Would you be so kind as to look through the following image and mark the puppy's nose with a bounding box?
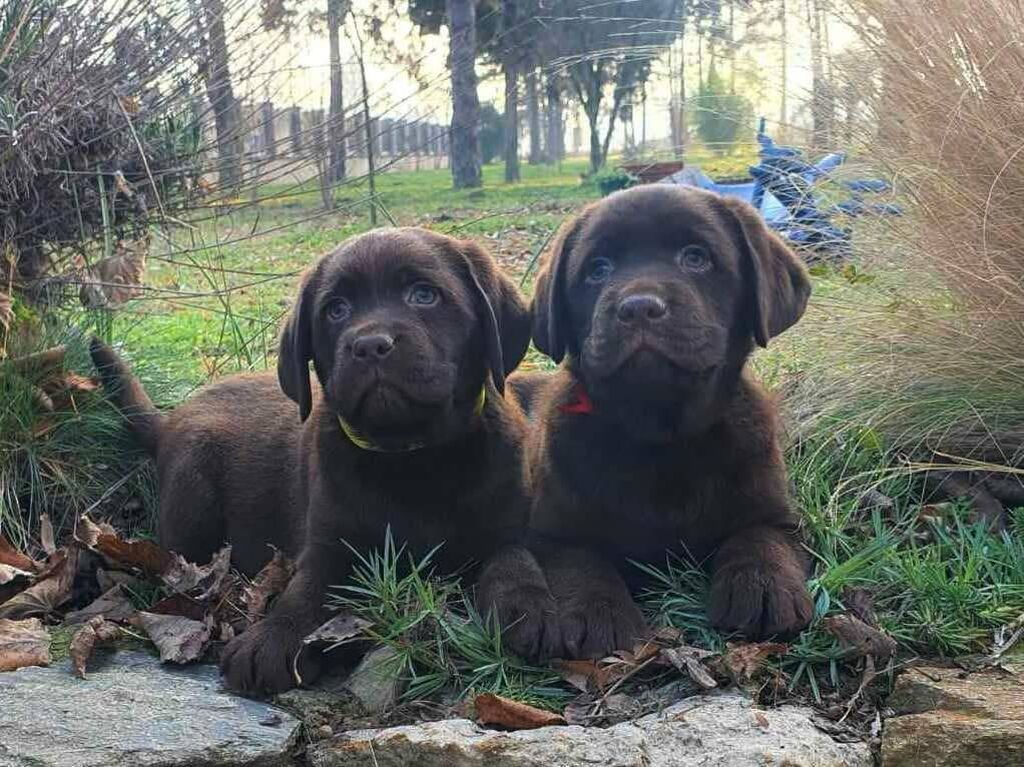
[352,333,396,361]
[616,294,668,324]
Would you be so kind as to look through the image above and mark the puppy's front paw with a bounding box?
[708,564,813,638]
[220,618,320,697]
[484,584,564,662]
[557,591,649,660]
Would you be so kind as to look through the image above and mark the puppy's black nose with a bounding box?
[352,333,395,361]
[617,294,668,324]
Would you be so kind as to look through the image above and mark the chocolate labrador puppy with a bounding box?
[92,227,531,695]
[479,185,813,660]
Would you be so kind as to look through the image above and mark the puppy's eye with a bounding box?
[407,283,440,306]
[325,298,352,322]
[585,257,614,284]
[677,245,711,272]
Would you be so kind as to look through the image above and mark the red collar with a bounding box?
[559,383,595,415]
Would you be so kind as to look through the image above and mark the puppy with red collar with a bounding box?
[479,185,814,660]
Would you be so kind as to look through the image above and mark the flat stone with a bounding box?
[882,665,1024,766]
[308,690,872,767]
[341,645,403,715]
[0,650,299,767]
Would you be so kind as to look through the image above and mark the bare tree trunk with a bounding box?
[348,17,376,227]
[780,0,788,133]
[807,0,831,148]
[502,0,520,182]
[679,15,687,156]
[446,0,482,188]
[327,0,347,183]
[728,1,736,94]
[504,66,520,181]
[544,73,563,164]
[526,67,542,164]
[199,0,243,190]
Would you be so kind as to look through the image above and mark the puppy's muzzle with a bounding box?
[616,293,668,326]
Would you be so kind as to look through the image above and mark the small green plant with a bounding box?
[327,528,568,707]
[592,167,638,197]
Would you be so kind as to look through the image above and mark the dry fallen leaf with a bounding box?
[0,617,51,671]
[303,612,372,648]
[719,641,788,682]
[69,616,120,678]
[76,515,173,578]
[79,237,148,308]
[64,585,137,626]
[475,692,566,730]
[0,533,39,573]
[161,545,232,595]
[243,550,295,624]
[39,515,56,556]
[753,711,770,729]
[132,611,212,664]
[0,563,33,587]
[661,645,718,689]
[148,593,206,622]
[0,289,11,333]
[822,614,897,660]
[0,547,78,620]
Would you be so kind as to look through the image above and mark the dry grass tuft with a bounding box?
[788,0,1024,470]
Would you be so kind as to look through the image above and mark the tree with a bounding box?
[544,0,678,174]
[326,0,348,182]
[501,0,520,182]
[446,0,482,188]
[526,67,542,163]
[197,0,244,189]
[544,71,565,164]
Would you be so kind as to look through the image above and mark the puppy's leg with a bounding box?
[477,545,562,661]
[708,525,813,638]
[158,456,225,567]
[540,547,649,659]
[221,541,340,696]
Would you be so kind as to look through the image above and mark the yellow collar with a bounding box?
[337,386,487,452]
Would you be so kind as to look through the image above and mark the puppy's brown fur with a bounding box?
[92,227,531,695]
[479,185,813,660]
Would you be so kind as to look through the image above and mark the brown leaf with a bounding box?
[753,711,770,729]
[0,563,33,587]
[0,289,11,333]
[303,612,372,648]
[822,614,897,660]
[64,585,137,625]
[161,545,232,596]
[69,616,120,678]
[39,515,56,556]
[76,515,174,578]
[553,659,600,693]
[0,547,78,620]
[132,611,211,664]
[4,346,66,377]
[148,593,206,621]
[243,549,295,624]
[80,238,148,308]
[0,533,39,573]
[474,693,566,730]
[0,617,51,671]
[562,693,596,725]
[719,641,788,682]
[661,646,718,689]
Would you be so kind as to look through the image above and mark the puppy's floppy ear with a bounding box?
[277,264,320,421]
[724,197,811,347]
[532,208,590,363]
[456,240,531,394]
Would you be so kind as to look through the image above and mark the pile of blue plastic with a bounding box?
[662,118,902,262]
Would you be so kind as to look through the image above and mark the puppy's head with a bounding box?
[533,185,809,423]
[277,228,530,443]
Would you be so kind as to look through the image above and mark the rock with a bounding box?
[308,690,872,767]
[0,650,299,767]
[274,688,365,732]
[341,645,403,715]
[882,665,1024,766]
